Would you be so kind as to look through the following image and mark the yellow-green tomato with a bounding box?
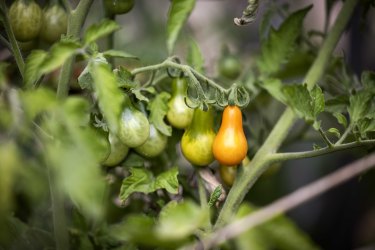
[119,106,150,148]
[219,165,237,187]
[40,4,68,43]
[181,108,216,166]
[134,124,168,158]
[102,133,129,167]
[9,0,42,42]
[167,78,194,129]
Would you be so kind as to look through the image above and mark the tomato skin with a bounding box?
[119,106,150,148]
[9,0,42,42]
[219,165,237,187]
[102,133,129,167]
[134,124,168,158]
[212,106,248,166]
[103,0,134,15]
[167,78,194,129]
[181,108,216,166]
[218,55,242,80]
[40,4,68,43]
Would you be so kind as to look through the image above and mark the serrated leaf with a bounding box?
[348,90,373,124]
[358,118,375,138]
[103,50,138,59]
[261,78,286,104]
[333,113,348,128]
[327,128,341,139]
[78,66,93,90]
[90,62,124,134]
[24,50,48,87]
[119,167,179,202]
[84,19,120,46]
[187,39,204,73]
[147,92,172,136]
[325,95,349,113]
[208,185,222,207]
[39,41,81,75]
[156,200,209,240]
[257,6,311,74]
[283,84,324,125]
[115,66,136,88]
[167,0,196,54]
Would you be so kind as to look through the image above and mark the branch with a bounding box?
[214,0,359,228]
[184,153,375,250]
[335,126,351,145]
[269,140,375,162]
[318,127,333,148]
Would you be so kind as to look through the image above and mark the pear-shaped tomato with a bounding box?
[119,105,150,148]
[181,108,216,166]
[213,105,248,165]
[102,133,129,167]
[135,124,168,158]
[9,0,42,42]
[40,4,68,43]
[219,165,237,187]
[167,77,194,129]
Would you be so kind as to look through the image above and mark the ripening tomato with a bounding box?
[40,4,68,43]
[103,0,134,15]
[181,108,216,166]
[9,0,42,42]
[167,77,194,129]
[212,105,248,166]
[119,105,150,148]
[102,133,129,167]
[134,124,168,158]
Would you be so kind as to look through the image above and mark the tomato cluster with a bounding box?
[8,0,68,44]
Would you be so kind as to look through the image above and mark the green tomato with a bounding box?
[134,124,168,158]
[119,106,150,148]
[102,133,129,167]
[219,165,237,187]
[218,55,242,80]
[9,0,42,42]
[167,78,194,129]
[40,4,68,43]
[181,108,216,166]
[103,0,134,15]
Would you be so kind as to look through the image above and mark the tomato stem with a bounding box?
[214,0,359,229]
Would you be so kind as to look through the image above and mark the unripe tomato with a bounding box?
[9,0,42,42]
[17,40,37,52]
[219,165,237,187]
[40,4,68,43]
[119,105,150,148]
[181,108,216,166]
[167,78,194,129]
[103,0,134,15]
[218,55,242,80]
[134,124,168,158]
[102,133,129,167]
[213,105,248,166]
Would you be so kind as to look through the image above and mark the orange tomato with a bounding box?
[212,105,248,165]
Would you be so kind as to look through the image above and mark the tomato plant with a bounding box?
[0,0,375,250]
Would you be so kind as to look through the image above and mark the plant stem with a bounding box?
[0,1,25,78]
[57,0,94,99]
[318,127,334,148]
[0,34,11,50]
[335,126,351,145]
[269,140,375,162]
[60,0,72,12]
[214,0,358,229]
[186,153,375,250]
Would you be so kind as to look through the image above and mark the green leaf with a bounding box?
[115,66,136,88]
[261,78,286,104]
[78,65,93,90]
[361,70,375,93]
[283,84,324,125]
[103,50,138,59]
[24,50,48,87]
[84,19,120,46]
[39,41,81,75]
[131,87,155,103]
[257,6,311,74]
[327,128,341,139]
[20,88,57,120]
[358,118,375,138]
[187,39,204,73]
[156,200,209,240]
[147,92,172,136]
[208,185,222,207]
[325,95,349,113]
[90,62,124,134]
[333,113,348,128]
[348,90,373,124]
[167,0,196,54]
[119,167,179,203]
